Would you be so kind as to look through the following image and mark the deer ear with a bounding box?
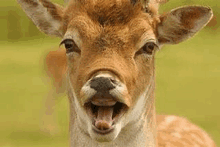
[17,0,64,37]
[157,6,213,44]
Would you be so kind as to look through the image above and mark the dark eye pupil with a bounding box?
[65,41,73,49]
[64,40,75,53]
[143,42,155,54]
[148,43,155,50]
[60,39,80,54]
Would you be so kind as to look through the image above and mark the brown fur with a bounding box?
[157,115,216,147]
[45,48,67,93]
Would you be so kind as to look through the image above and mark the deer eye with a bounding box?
[142,42,156,55]
[135,42,157,57]
[60,39,80,54]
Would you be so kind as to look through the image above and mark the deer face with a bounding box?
[62,1,157,141]
[17,0,213,143]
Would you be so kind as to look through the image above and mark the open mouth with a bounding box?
[84,93,128,134]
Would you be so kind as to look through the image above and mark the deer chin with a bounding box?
[84,94,128,142]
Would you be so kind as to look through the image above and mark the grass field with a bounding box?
[1,0,220,146]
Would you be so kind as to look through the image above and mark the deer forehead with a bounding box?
[63,1,157,50]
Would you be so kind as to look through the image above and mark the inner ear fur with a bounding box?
[157,6,213,44]
[17,0,64,37]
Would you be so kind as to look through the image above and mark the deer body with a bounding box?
[18,0,216,146]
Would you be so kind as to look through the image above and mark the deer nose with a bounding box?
[90,77,116,92]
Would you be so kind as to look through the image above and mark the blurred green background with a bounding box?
[0,0,219,146]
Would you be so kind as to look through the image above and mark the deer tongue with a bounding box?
[95,106,114,130]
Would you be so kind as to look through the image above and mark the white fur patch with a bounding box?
[126,76,154,125]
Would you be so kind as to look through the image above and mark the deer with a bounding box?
[17,0,217,146]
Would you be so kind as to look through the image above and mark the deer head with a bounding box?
[18,0,213,145]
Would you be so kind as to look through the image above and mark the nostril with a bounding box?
[110,78,117,84]
[90,77,116,92]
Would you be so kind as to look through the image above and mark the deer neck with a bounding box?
[68,78,157,147]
